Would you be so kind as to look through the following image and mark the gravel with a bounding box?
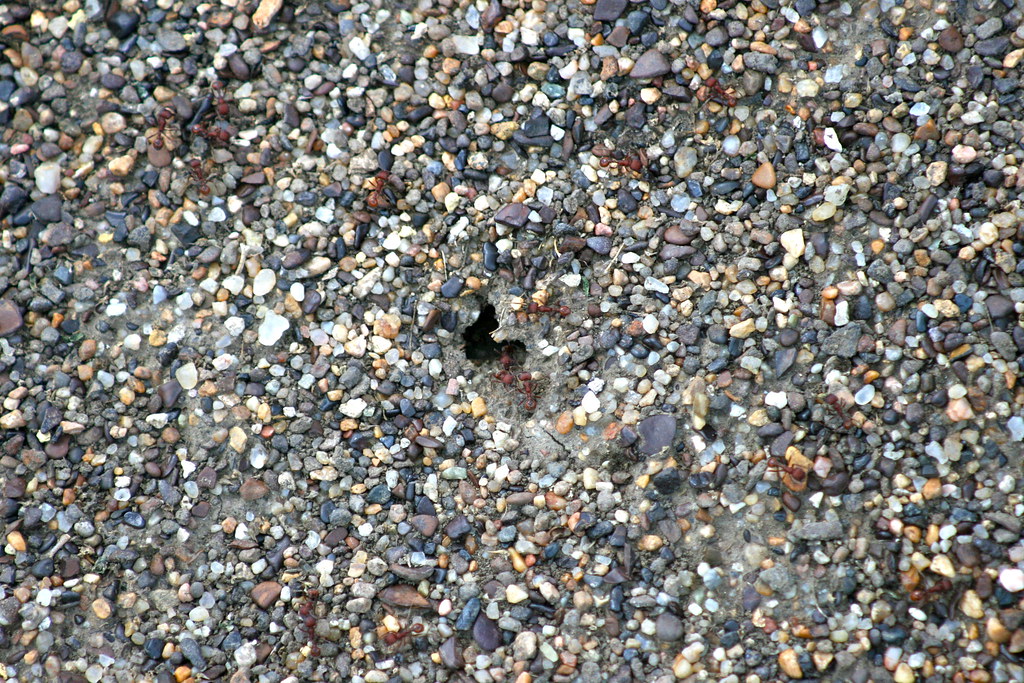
[0,0,1023,681]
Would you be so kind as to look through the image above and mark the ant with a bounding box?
[382,622,423,647]
[909,578,952,602]
[526,302,570,318]
[299,589,321,657]
[766,456,807,492]
[696,77,738,107]
[519,372,538,412]
[823,394,854,430]
[147,107,177,151]
[211,80,230,118]
[187,159,210,196]
[592,145,649,175]
[191,122,232,145]
[492,345,539,412]
[367,171,398,209]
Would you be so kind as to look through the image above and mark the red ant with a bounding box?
[593,145,649,174]
[148,107,177,150]
[492,346,539,411]
[191,123,232,145]
[299,589,321,657]
[909,578,952,602]
[823,394,854,430]
[519,372,538,412]
[382,622,423,646]
[212,80,230,118]
[526,302,570,318]
[696,77,737,107]
[766,456,807,492]
[188,159,211,196]
[367,171,397,209]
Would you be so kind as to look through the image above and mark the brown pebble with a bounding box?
[251,581,282,609]
[240,478,270,500]
[752,161,776,189]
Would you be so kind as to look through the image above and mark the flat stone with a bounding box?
[440,276,464,298]
[821,325,861,358]
[494,203,529,227]
[0,301,23,337]
[655,613,684,641]
[240,478,270,500]
[637,414,676,455]
[793,519,843,540]
[985,295,1014,319]
[593,0,627,21]
[251,581,282,609]
[380,584,431,608]
[630,49,671,79]
[937,26,963,52]
[473,614,502,652]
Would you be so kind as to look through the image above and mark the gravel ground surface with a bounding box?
[1,0,1023,681]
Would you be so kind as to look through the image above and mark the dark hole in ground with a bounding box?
[463,304,525,363]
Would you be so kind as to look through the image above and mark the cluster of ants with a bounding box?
[146,80,233,196]
[298,589,424,660]
[493,345,540,412]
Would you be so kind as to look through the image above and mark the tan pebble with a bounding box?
[929,554,955,578]
[812,652,833,672]
[0,410,26,429]
[778,648,803,678]
[945,397,974,422]
[6,530,26,552]
[921,478,941,500]
[505,585,529,603]
[1005,48,1024,69]
[92,598,112,619]
[672,653,693,678]
[554,411,574,434]
[960,590,984,619]
[752,161,776,189]
[118,386,135,405]
[987,617,1011,644]
[174,665,192,683]
[470,396,487,418]
[430,182,450,203]
[373,313,401,339]
[108,153,135,177]
[509,548,527,573]
[229,426,247,452]
[729,319,756,339]
[638,535,664,551]
[79,339,98,360]
[894,662,915,683]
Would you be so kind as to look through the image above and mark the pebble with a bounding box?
[258,311,289,346]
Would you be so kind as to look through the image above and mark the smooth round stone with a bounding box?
[289,282,305,301]
[253,269,276,297]
[722,135,740,156]
[891,133,911,154]
[854,385,875,405]
[811,202,837,221]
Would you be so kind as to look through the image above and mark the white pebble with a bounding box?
[854,385,875,405]
[222,275,244,295]
[176,362,198,390]
[999,568,1024,593]
[581,391,601,414]
[253,269,276,297]
[764,391,788,408]
[290,282,305,302]
[34,162,61,194]
[642,314,659,334]
[258,311,289,346]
